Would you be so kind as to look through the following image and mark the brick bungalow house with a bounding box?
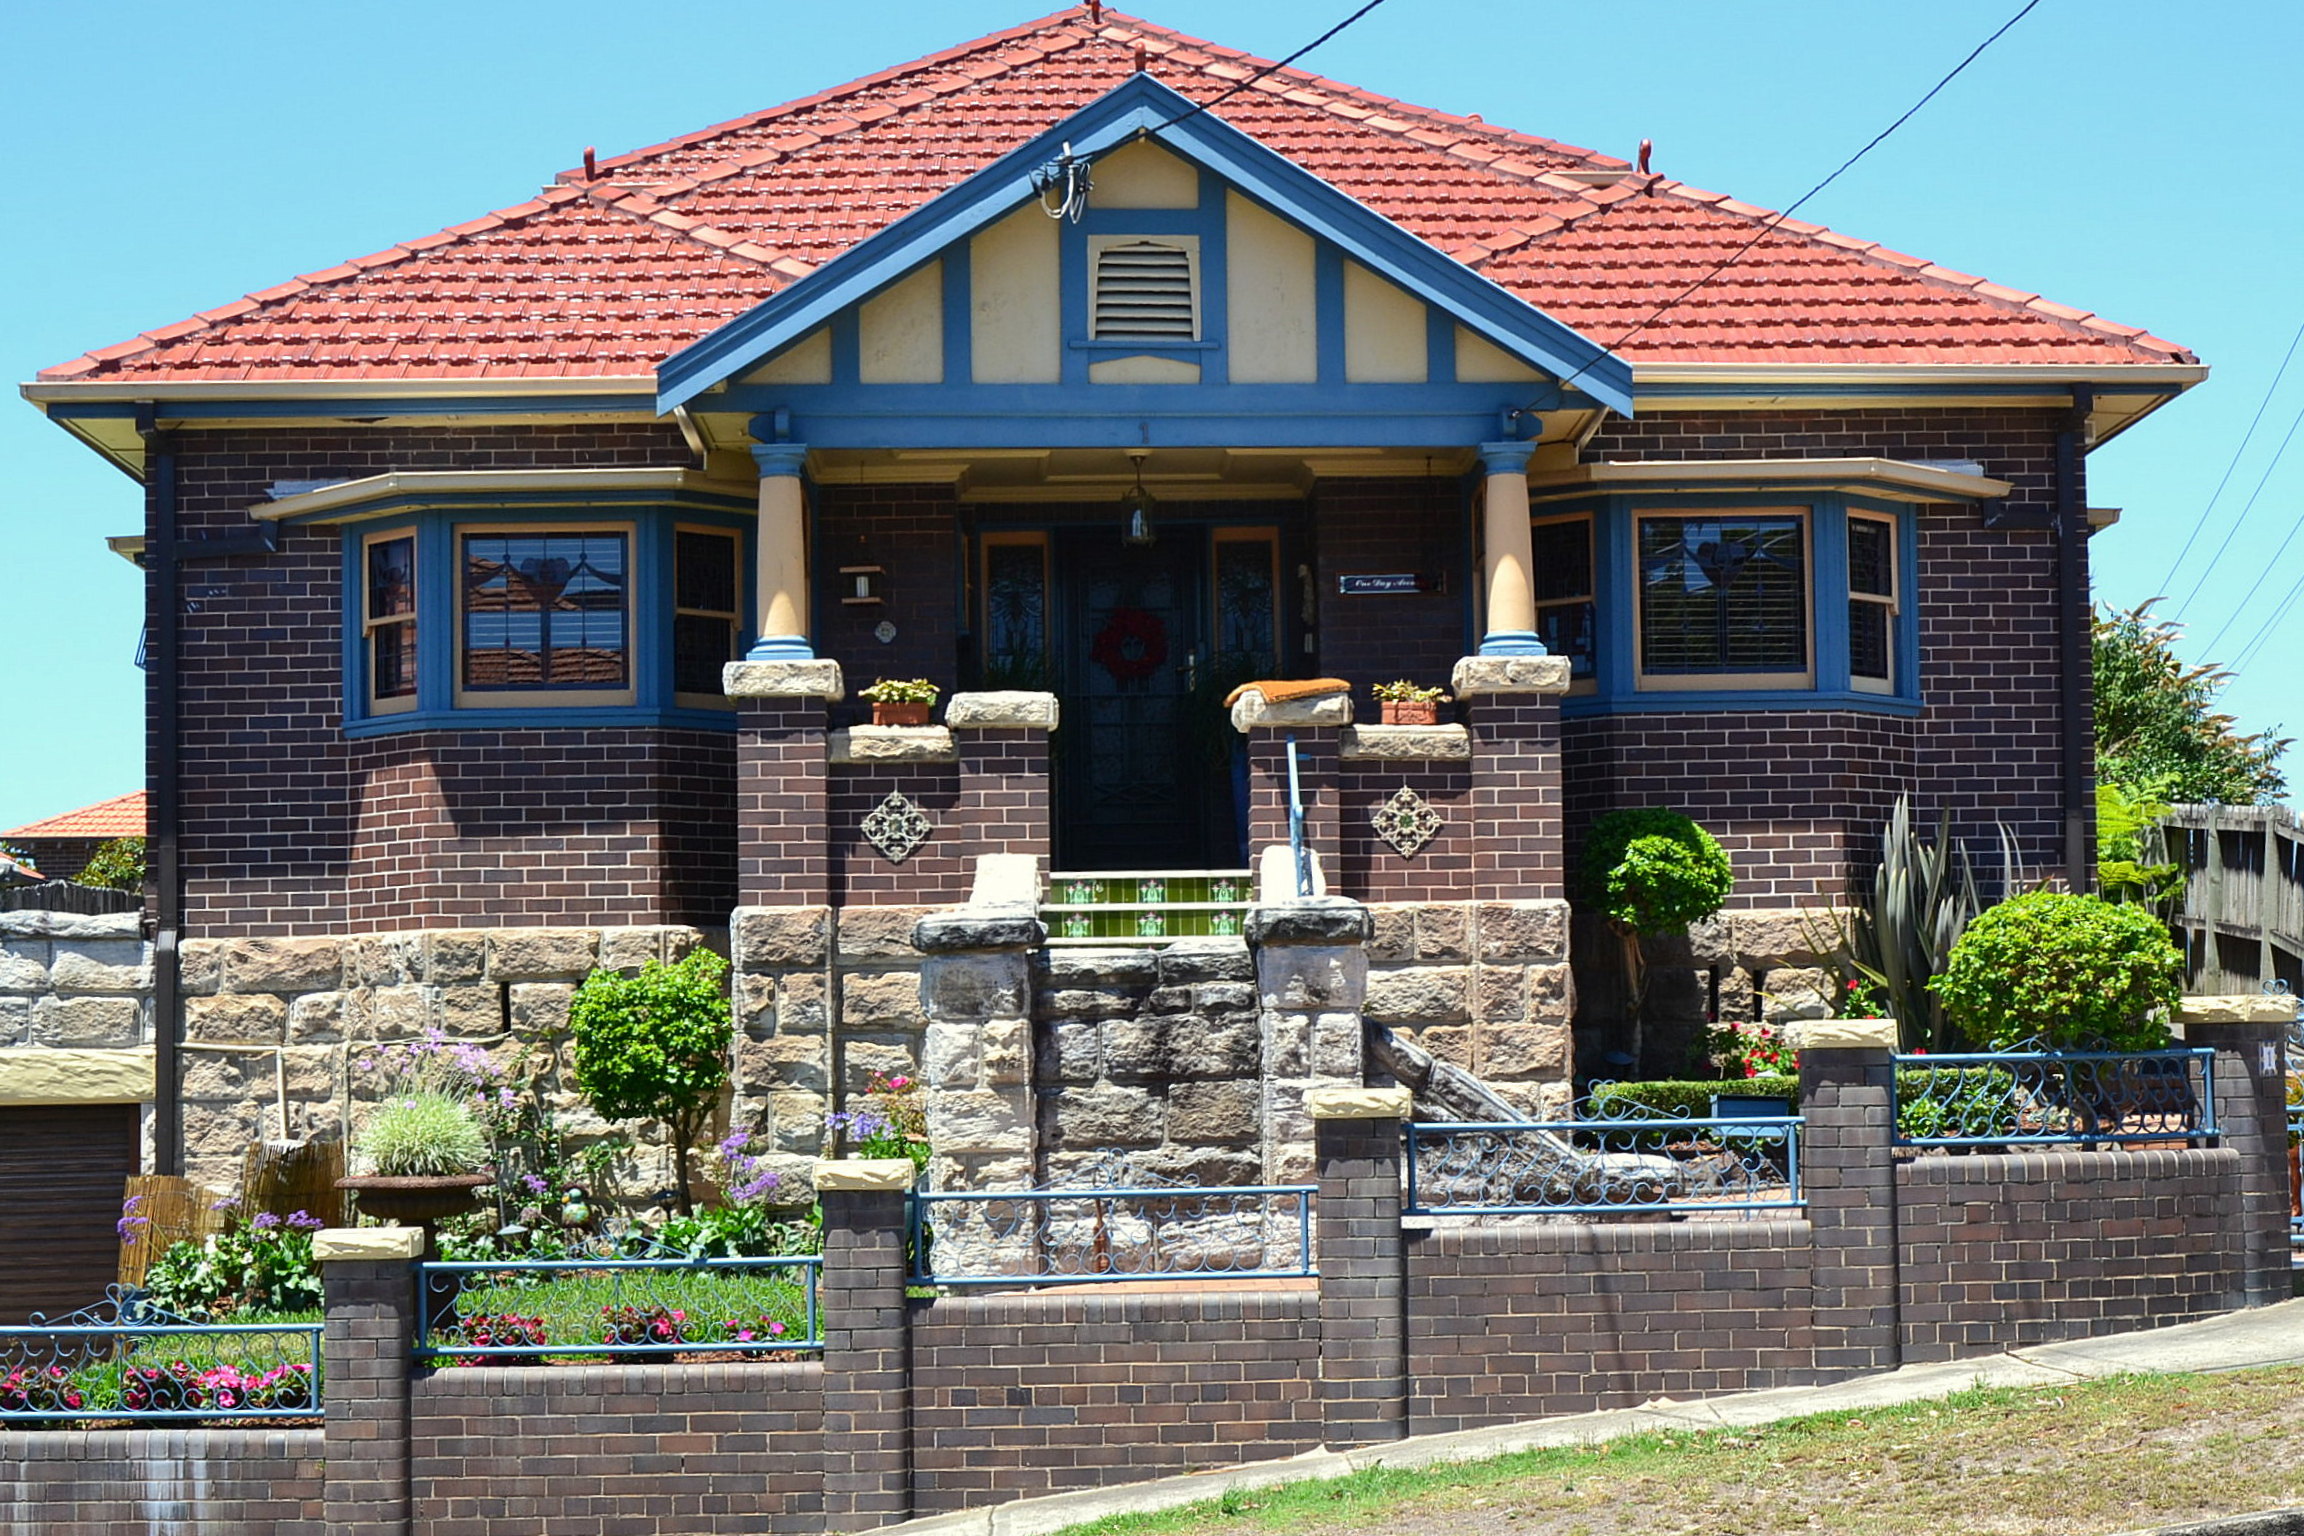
[16,5,2200,1193]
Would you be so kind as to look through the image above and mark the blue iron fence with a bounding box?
[1404,1112,1803,1217]
[0,1287,320,1421]
[1890,1048,2217,1149]
[911,1182,1316,1286]
[415,1251,821,1363]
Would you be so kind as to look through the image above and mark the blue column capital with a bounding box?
[1476,440,1536,477]
[751,442,811,479]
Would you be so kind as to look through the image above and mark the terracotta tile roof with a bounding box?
[2,791,146,841]
[39,6,2192,384]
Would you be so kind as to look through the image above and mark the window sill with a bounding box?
[343,705,742,738]
[1560,688,1922,719]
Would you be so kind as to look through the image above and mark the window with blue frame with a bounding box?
[1531,495,1916,712]
[344,513,746,734]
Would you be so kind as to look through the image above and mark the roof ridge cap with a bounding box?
[36,185,600,382]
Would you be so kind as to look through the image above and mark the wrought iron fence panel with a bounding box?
[0,1286,320,1421]
[1889,1048,2217,1149]
[1404,1114,1803,1217]
[415,1247,821,1363]
[911,1183,1316,1286]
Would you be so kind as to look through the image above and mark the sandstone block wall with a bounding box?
[0,908,155,1166]
[1366,900,1573,1116]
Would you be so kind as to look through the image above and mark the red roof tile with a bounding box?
[3,791,147,841]
[39,6,2192,384]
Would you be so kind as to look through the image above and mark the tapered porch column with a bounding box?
[1477,440,1544,656]
[749,441,813,660]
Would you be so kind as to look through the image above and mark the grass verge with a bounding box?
[1059,1365,2304,1536]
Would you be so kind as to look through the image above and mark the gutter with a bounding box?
[2057,386,2095,893]
[142,406,182,1178]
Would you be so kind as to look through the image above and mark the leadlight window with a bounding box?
[1636,511,1811,688]
[981,533,1050,689]
[364,534,417,712]
[1847,514,1897,693]
[673,527,741,700]
[461,531,629,692]
[1531,514,1595,679]
[1213,529,1280,675]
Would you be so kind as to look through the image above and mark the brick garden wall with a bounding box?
[410,1360,824,1535]
[1895,1146,2248,1363]
[908,1287,1321,1513]
[0,1428,323,1534]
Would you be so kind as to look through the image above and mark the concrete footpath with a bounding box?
[887,1300,2304,1536]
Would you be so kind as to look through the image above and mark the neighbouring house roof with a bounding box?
[1,791,147,842]
[35,7,2192,387]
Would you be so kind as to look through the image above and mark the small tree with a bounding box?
[1930,890,2182,1052]
[2094,602,2288,805]
[1578,809,1735,1074]
[77,836,147,893]
[569,950,733,1214]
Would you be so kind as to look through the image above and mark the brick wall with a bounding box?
[1406,1219,1818,1434]
[1339,762,1472,900]
[812,485,962,727]
[0,1428,323,1534]
[411,1360,824,1535]
[1895,1146,2247,1363]
[829,763,972,907]
[908,1287,1321,1513]
[1313,477,1469,689]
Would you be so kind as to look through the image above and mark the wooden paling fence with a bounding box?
[2162,803,2304,996]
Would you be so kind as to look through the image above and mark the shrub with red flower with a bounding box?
[1704,1019,1790,1079]
[0,1364,86,1413]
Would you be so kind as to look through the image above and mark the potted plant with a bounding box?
[1371,679,1450,726]
[337,1033,498,1242]
[859,677,940,726]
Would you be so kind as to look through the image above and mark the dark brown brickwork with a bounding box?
[908,1287,1321,1512]
[1339,761,1472,900]
[411,1360,824,1535]
[322,1255,417,1536]
[812,485,962,728]
[1466,694,1565,901]
[1895,1147,2246,1363]
[344,728,735,932]
[1407,1218,1818,1434]
[742,702,832,906]
[1316,1114,1409,1445]
[1,1429,324,1534]
[1246,727,1341,882]
[1313,477,1470,690]
[819,1186,914,1532]
[1800,1044,1904,1378]
[2190,1015,2295,1304]
[830,763,972,907]
[955,727,1052,871]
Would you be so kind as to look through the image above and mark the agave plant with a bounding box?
[1847,795,2031,1052]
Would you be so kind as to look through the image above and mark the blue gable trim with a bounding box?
[655,73,1631,417]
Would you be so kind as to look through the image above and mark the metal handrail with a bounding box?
[1285,729,1312,897]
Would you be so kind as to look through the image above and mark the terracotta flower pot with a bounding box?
[871,701,932,726]
[1380,699,1440,726]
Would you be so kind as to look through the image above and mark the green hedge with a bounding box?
[1587,1078,1798,1119]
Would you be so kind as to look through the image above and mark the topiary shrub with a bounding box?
[570,950,733,1214]
[1578,809,1735,1075]
[1930,890,2182,1052]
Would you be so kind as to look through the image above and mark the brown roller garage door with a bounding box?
[0,1104,139,1324]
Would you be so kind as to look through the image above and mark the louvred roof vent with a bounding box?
[1091,240,1196,340]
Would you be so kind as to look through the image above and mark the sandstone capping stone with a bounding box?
[0,1046,155,1104]
[314,1227,424,1262]
[1229,686,1352,732]
[1449,654,1573,696]
[485,927,599,981]
[1247,898,1372,947]
[1338,724,1471,761]
[2179,995,2297,1027]
[0,909,141,941]
[732,907,832,970]
[723,658,844,700]
[945,691,1060,730]
[836,905,929,960]
[1306,1085,1413,1121]
[914,908,1046,953]
[1786,1016,1898,1052]
[813,1158,918,1192]
[829,726,957,764]
[221,937,343,994]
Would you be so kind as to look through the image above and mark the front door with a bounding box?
[1053,526,1222,870]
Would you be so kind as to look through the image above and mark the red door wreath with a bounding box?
[1090,606,1169,684]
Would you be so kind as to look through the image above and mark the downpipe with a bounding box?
[2057,386,2095,893]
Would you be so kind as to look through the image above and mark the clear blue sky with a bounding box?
[6,0,2299,826]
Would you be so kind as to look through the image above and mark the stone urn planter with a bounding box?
[335,1172,492,1257]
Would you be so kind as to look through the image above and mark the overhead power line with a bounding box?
[2158,316,2304,601]
[2191,399,2304,653]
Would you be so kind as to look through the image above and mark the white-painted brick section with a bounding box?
[1306,1085,1413,1121]
[814,1157,918,1191]
[313,1227,425,1261]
